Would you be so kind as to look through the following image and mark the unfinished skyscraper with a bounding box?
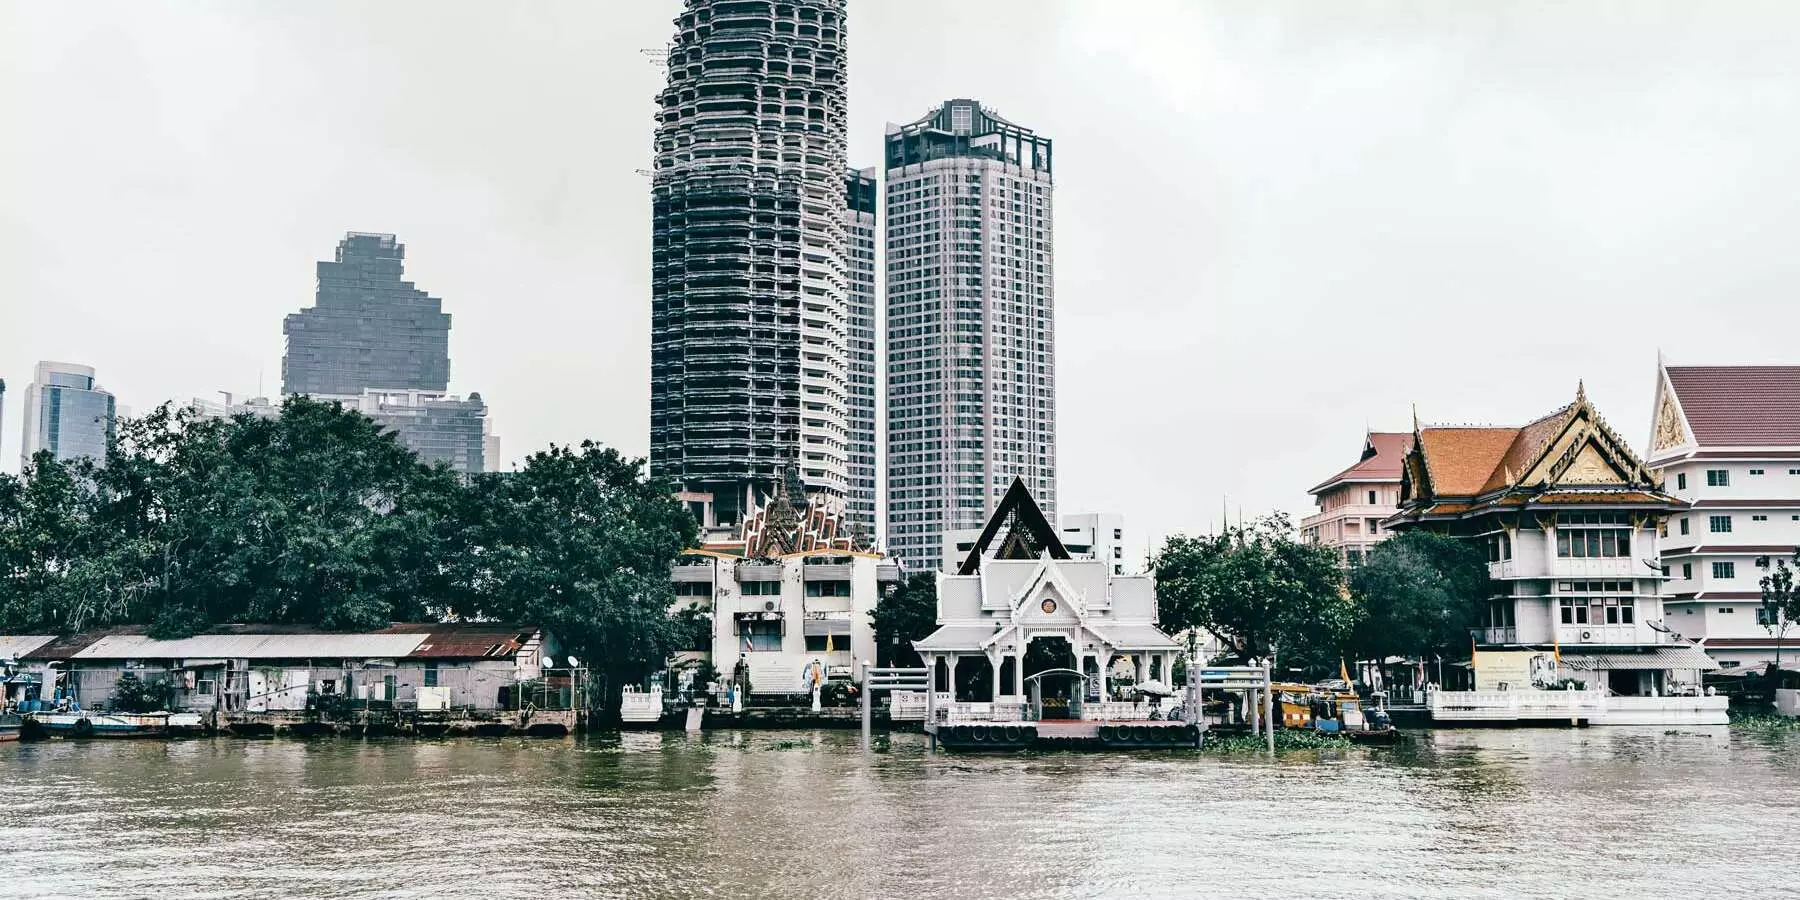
[649,0,851,526]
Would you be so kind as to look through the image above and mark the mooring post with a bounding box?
[1263,664,1275,755]
[924,679,937,756]
[860,660,872,752]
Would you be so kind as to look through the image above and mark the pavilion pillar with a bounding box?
[990,651,1003,702]
[1098,651,1111,702]
[1136,654,1148,685]
[947,655,961,701]
[1012,651,1024,696]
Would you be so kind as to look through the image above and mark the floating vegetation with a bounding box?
[1204,730,1354,753]
[1729,711,1800,732]
[762,738,816,751]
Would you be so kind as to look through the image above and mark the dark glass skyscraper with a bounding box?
[282,232,451,396]
[21,361,115,469]
[281,232,487,474]
[649,0,850,525]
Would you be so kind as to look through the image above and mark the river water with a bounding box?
[2,727,1796,899]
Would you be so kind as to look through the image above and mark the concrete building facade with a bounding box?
[885,99,1056,574]
[1647,361,1800,669]
[1302,431,1413,566]
[844,167,879,539]
[649,0,851,525]
[20,361,115,468]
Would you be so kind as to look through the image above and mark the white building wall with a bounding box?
[1656,456,1800,663]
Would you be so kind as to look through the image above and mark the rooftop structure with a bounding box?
[649,0,852,524]
[1302,431,1413,565]
[1646,360,1800,668]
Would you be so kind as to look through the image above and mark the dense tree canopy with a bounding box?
[871,572,937,667]
[1347,530,1491,663]
[1153,513,1358,675]
[0,398,698,716]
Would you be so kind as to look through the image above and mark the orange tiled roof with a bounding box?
[1309,432,1413,494]
[1417,428,1520,496]
[1479,404,1574,493]
[1534,490,1678,505]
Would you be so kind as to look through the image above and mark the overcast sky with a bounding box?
[4,1,1799,554]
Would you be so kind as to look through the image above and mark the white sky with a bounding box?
[4,1,1799,556]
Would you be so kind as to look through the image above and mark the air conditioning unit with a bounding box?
[764,600,777,612]
[1581,631,1593,641]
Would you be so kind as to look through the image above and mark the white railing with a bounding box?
[1429,689,1606,722]
[1598,695,1728,726]
[889,691,926,721]
[945,701,1028,723]
[1079,701,1158,721]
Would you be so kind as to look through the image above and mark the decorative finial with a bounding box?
[1577,379,1587,403]
[1411,403,1421,433]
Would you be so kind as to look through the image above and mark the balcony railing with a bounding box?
[1473,626,1518,644]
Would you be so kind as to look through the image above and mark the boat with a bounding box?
[0,712,21,742]
[24,710,173,738]
[1272,682,1402,744]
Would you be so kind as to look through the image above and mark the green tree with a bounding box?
[1153,512,1358,677]
[1349,531,1491,664]
[449,442,697,720]
[1760,549,1800,668]
[871,572,938,667]
[110,671,170,713]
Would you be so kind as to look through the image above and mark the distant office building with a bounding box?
[282,232,451,397]
[885,99,1057,573]
[1302,431,1413,566]
[20,361,115,468]
[350,389,487,475]
[185,393,279,422]
[649,0,851,525]
[281,231,490,474]
[482,421,504,474]
[845,167,879,540]
[1647,360,1800,668]
[0,378,7,463]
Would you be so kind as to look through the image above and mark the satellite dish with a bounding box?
[566,655,581,668]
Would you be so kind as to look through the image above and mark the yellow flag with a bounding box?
[1553,632,1561,667]
[825,631,834,653]
[1340,658,1352,685]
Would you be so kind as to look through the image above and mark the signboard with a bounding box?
[1473,649,1558,691]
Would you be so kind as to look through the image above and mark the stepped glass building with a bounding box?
[282,232,451,397]
[885,99,1057,573]
[20,361,115,468]
[282,232,489,474]
[650,0,851,526]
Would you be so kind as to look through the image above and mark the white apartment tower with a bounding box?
[884,99,1056,573]
[649,0,851,525]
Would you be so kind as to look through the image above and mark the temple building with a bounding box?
[1646,360,1800,669]
[1387,385,1724,725]
[912,480,1179,713]
[1302,431,1413,566]
[671,469,901,696]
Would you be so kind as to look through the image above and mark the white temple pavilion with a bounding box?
[913,480,1180,713]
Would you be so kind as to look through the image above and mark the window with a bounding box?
[1709,515,1733,534]
[1750,468,1765,475]
[1679,518,1690,535]
[1488,532,1513,562]
[803,634,846,652]
[1677,472,1688,490]
[1719,607,1735,615]
[1758,607,1777,626]
[1721,660,1742,669]
[737,618,782,651]
[1368,490,1378,505]
[1559,597,1634,625]
[1661,565,1671,577]
[1753,514,1768,522]
[194,678,217,696]
[423,662,439,688]
[1113,528,1122,541]
[1791,469,1800,476]
[1682,563,1693,580]
[740,580,782,596]
[806,580,852,598]
[674,581,712,597]
[1707,469,1730,487]
[1556,527,1631,558]
[1713,562,1736,580]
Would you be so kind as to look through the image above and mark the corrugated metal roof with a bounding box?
[1561,647,1718,671]
[75,633,430,660]
[0,636,58,659]
[1090,624,1182,650]
[404,626,535,659]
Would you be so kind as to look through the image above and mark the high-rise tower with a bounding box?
[282,232,489,474]
[282,232,451,397]
[649,0,851,525]
[885,99,1056,573]
[844,167,878,538]
[21,361,115,468]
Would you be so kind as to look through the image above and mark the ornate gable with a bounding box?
[1516,385,1658,489]
[1649,362,1693,455]
[956,478,1070,575]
